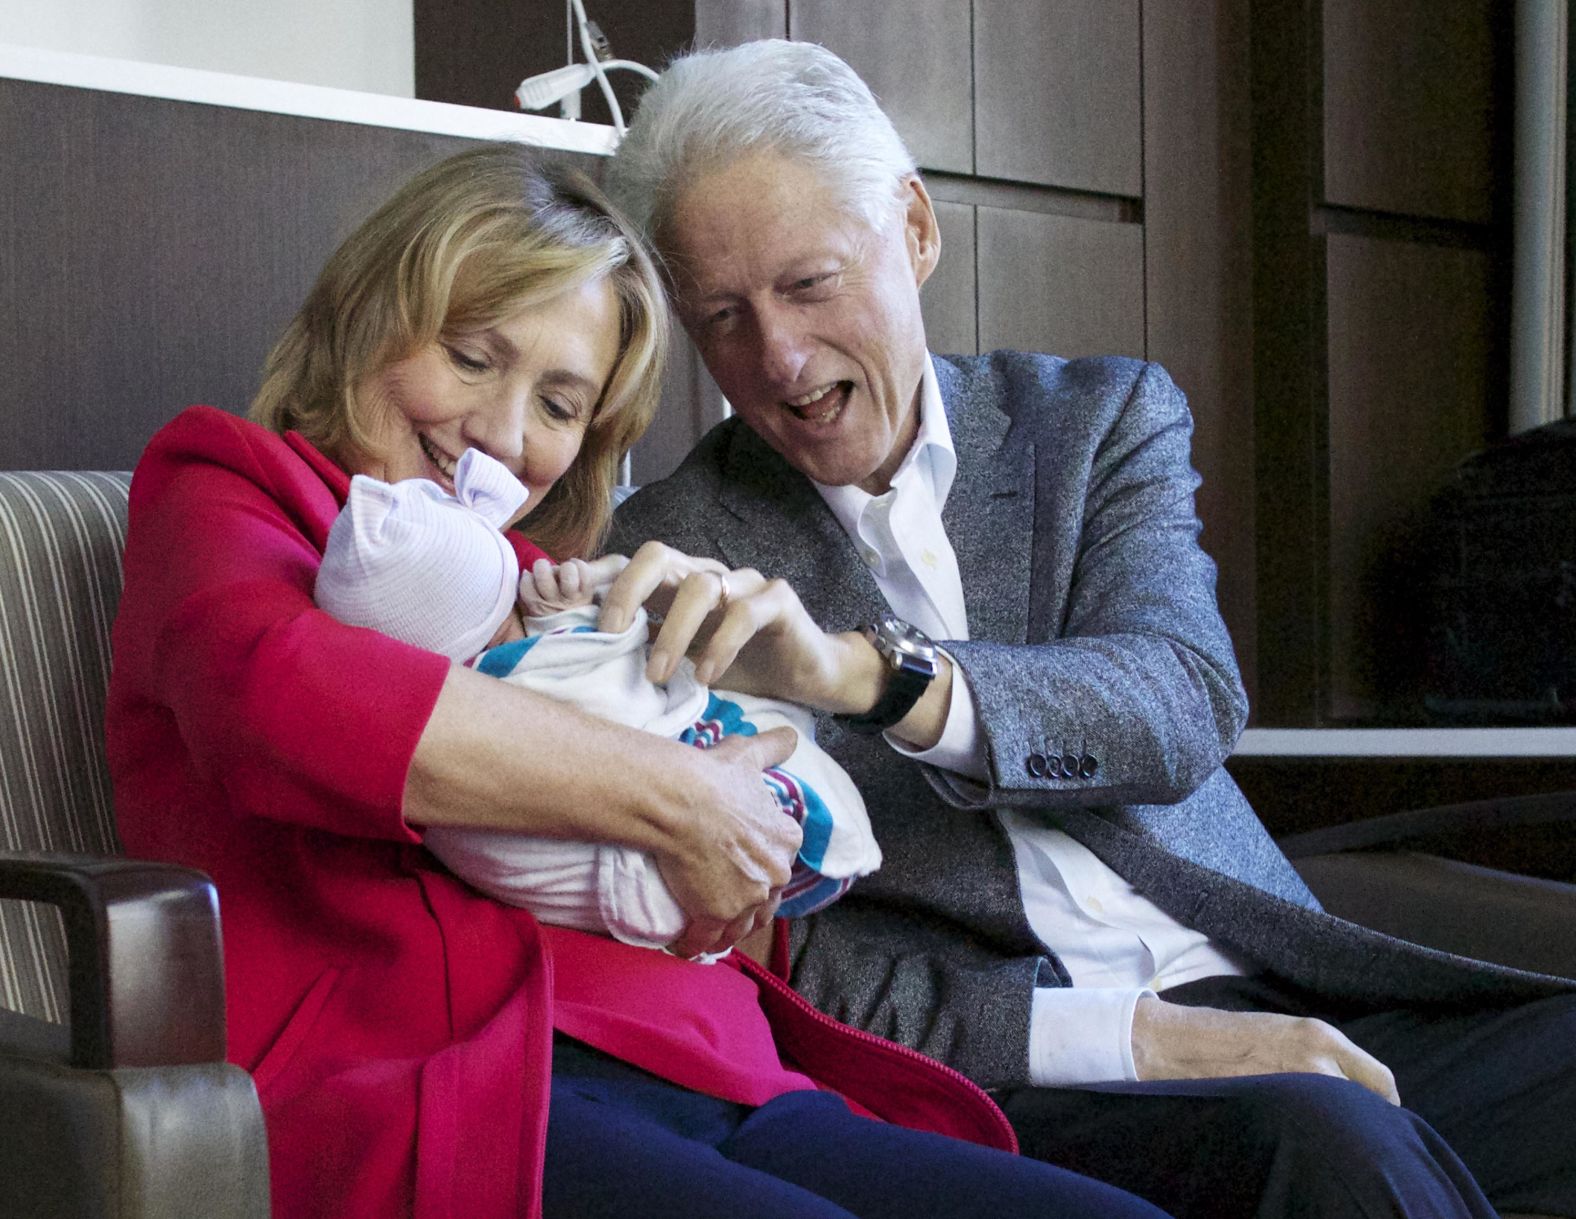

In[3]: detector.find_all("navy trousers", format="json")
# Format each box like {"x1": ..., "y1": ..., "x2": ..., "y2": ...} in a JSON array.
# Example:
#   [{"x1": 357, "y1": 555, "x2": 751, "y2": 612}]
[
  {"x1": 540, "y1": 1036, "x2": 1173, "y2": 1219},
  {"x1": 996, "y1": 978, "x2": 1576, "y2": 1219}
]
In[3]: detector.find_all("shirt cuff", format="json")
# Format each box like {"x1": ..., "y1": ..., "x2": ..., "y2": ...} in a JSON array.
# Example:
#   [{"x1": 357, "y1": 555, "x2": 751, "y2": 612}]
[
  {"x1": 885, "y1": 648, "x2": 990, "y2": 781},
  {"x1": 1027, "y1": 986, "x2": 1156, "y2": 1086}
]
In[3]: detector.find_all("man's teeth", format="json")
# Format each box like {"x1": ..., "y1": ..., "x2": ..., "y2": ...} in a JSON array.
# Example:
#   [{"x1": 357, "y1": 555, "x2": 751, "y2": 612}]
[
  {"x1": 785, "y1": 383, "x2": 846, "y2": 420},
  {"x1": 787, "y1": 383, "x2": 839, "y2": 408}
]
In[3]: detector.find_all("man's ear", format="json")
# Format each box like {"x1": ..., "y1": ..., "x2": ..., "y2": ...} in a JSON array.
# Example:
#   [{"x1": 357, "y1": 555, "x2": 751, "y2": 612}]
[{"x1": 901, "y1": 175, "x2": 942, "y2": 289}]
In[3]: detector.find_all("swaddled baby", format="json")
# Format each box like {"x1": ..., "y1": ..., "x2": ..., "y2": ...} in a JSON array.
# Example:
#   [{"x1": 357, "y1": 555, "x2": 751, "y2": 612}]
[{"x1": 314, "y1": 448, "x2": 880, "y2": 951}]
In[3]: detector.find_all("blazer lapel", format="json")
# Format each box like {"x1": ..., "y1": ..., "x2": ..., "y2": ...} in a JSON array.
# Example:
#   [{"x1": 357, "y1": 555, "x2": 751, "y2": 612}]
[
  {"x1": 714, "y1": 423, "x2": 889, "y2": 629},
  {"x1": 935, "y1": 358, "x2": 1036, "y2": 646}
]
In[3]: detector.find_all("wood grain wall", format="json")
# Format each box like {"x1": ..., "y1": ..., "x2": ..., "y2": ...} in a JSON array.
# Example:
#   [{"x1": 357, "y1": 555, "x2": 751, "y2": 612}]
[
  {"x1": 1252, "y1": 0, "x2": 1512, "y2": 724},
  {"x1": 0, "y1": 77, "x2": 599, "y2": 473}
]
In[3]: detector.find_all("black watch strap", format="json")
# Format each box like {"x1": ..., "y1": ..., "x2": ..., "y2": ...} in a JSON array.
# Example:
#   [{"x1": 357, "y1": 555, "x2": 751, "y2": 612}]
[{"x1": 840, "y1": 616, "x2": 938, "y2": 735}]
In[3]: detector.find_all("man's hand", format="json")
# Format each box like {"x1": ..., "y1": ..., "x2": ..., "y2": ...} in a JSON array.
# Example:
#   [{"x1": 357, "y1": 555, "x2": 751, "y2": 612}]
[
  {"x1": 654, "y1": 726, "x2": 803, "y2": 959},
  {"x1": 1131, "y1": 996, "x2": 1401, "y2": 1104},
  {"x1": 599, "y1": 541, "x2": 855, "y2": 708}
]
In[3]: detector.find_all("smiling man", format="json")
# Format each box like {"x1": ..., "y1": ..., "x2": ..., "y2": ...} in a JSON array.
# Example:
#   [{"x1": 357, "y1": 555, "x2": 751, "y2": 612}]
[
  {"x1": 661, "y1": 149, "x2": 936, "y2": 495},
  {"x1": 607, "y1": 39, "x2": 1576, "y2": 1219}
]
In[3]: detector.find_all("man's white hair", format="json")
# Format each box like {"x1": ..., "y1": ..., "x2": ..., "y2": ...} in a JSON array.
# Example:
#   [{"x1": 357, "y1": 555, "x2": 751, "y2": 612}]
[{"x1": 605, "y1": 39, "x2": 917, "y2": 248}]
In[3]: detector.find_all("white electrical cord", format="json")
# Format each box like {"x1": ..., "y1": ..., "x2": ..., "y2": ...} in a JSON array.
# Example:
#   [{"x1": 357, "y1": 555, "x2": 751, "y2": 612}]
[
  {"x1": 571, "y1": 0, "x2": 623, "y2": 133},
  {"x1": 513, "y1": 60, "x2": 655, "y2": 113},
  {"x1": 515, "y1": 2, "x2": 658, "y2": 135}
]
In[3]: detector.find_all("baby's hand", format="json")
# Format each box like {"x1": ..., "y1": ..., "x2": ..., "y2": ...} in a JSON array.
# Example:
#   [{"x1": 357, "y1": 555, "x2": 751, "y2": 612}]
[
  {"x1": 519, "y1": 554, "x2": 631, "y2": 617},
  {"x1": 520, "y1": 557, "x2": 598, "y2": 615}
]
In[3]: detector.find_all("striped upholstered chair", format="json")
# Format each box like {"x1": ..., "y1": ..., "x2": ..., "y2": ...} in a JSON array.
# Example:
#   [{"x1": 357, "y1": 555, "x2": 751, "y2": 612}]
[{"x1": 0, "y1": 471, "x2": 268, "y2": 1219}]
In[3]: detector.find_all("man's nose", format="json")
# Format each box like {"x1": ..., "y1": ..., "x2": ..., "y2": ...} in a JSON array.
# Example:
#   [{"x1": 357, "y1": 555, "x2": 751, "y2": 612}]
[{"x1": 756, "y1": 309, "x2": 811, "y2": 387}]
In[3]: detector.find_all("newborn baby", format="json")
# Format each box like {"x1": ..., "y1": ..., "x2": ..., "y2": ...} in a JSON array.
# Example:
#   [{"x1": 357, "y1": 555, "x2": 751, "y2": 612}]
[{"x1": 314, "y1": 449, "x2": 880, "y2": 952}]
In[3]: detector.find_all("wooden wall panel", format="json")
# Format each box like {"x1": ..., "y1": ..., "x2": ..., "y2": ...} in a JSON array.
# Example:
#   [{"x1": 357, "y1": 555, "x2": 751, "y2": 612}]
[
  {"x1": 416, "y1": 0, "x2": 549, "y2": 113},
  {"x1": 1324, "y1": 233, "x2": 1493, "y2": 721},
  {"x1": 1252, "y1": 0, "x2": 1514, "y2": 725},
  {"x1": 1140, "y1": 0, "x2": 1257, "y2": 702},
  {"x1": 417, "y1": 0, "x2": 694, "y2": 124},
  {"x1": 789, "y1": 0, "x2": 973, "y2": 174},
  {"x1": 974, "y1": 0, "x2": 1142, "y2": 196},
  {"x1": 1322, "y1": 0, "x2": 1501, "y2": 224},
  {"x1": 0, "y1": 79, "x2": 566, "y2": 472},
  {"x1": 976, "y1": 208, "x2": 1144, "y2": 359},
  {"x1": 923, "y1": 200, "x2": 979, "y2": 357},
  {"x1": 1251, "y1": 0, "x2": 1331, "y2": 725}
]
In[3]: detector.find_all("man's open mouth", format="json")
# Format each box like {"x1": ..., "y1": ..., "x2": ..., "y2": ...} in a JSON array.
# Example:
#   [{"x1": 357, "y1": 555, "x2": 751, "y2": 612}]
[{"x1": 784, "y1": 381, "x2": 852, "y2": 424}]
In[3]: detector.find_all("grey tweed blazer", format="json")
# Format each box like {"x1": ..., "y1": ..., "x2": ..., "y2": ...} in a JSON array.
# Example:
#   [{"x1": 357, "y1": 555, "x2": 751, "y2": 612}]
[{"x1": 610, "y1": 351, "x2": 1572, "y2": 1089}]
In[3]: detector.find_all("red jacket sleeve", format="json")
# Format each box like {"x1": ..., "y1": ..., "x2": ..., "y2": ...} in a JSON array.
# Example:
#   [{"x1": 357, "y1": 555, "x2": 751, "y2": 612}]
[{"x1": 110, "y1": 407, "x2": 452, "y2": 843}]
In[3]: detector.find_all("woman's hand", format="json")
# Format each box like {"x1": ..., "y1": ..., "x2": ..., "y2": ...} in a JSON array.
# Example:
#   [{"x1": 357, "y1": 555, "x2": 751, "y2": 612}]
[
  {"x1": 408, "y1": 664, "x2": 803, "y2": 957},
  {"x1": 598, "y1": 541, "x2": 877, "y2": 713},
  {"x1": 655, "y1": 726, "x2": 804, "y2": 958}
]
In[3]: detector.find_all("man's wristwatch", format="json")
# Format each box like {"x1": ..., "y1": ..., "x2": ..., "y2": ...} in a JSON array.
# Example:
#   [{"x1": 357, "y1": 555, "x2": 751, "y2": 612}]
[{"x1": 839, "y1": 614, "x2": 939, "y2": 735}]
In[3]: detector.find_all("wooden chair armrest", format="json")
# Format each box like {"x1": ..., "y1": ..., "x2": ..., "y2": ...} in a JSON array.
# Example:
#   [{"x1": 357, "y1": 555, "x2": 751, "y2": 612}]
[{"x1": 0, "y1": 852, "x2": 226, "y2": 1068}]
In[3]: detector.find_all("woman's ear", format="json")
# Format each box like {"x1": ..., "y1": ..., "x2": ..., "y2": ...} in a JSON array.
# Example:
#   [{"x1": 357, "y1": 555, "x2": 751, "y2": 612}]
[{"x1": 901, "y1": 176, "x2": 942, "y2": 289}]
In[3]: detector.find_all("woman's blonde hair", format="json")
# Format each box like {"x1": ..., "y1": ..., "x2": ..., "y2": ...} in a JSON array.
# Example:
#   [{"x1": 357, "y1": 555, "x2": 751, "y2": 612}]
[{"x1": 252, "y1": 143, "x2": 667, "y2": 558}]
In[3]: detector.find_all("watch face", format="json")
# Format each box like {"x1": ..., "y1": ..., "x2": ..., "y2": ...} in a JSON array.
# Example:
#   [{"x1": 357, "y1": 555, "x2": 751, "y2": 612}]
[
  {"x1": 872, "y1": 615, "x2": 938, "y2": 672},
  {"x1": 844, "y1": 614, "x2": 938, "y2": 733}
]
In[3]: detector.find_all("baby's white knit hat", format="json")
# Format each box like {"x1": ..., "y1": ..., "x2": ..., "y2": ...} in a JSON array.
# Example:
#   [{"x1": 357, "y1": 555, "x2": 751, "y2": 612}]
[{"x1": 315, "y1": 449, "x2": 529, "y2": 662}]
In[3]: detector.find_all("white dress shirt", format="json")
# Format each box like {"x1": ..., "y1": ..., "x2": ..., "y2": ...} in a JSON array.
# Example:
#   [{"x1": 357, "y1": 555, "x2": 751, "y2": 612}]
[{"x1": 813, "y1": 356, "x2": 1251, "y2": 1087}]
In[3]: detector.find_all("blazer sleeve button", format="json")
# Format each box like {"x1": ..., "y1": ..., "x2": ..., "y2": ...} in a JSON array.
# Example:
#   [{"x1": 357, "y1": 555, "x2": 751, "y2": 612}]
[
  {"x1": 1061, "y1": 753, "x2": 1080, "y2": 780},
  {"x1": 1027, "y1": 753, "x2": 1048, "y2": 778},
  {"x1": 1078, "y1": 754, "x2": 1099, "y2": 779}
]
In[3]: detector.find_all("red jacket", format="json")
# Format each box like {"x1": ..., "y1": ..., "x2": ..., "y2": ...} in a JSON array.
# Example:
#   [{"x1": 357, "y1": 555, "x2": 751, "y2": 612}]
[{"x1": 107, "y1": 406, "x2": 1015, "y2": 1219}]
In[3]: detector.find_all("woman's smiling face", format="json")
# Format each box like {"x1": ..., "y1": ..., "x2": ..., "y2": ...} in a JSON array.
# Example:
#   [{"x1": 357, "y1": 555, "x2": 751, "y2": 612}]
[{"x1": 354, "y1": 275, "x2": 621, "y2": 523}]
